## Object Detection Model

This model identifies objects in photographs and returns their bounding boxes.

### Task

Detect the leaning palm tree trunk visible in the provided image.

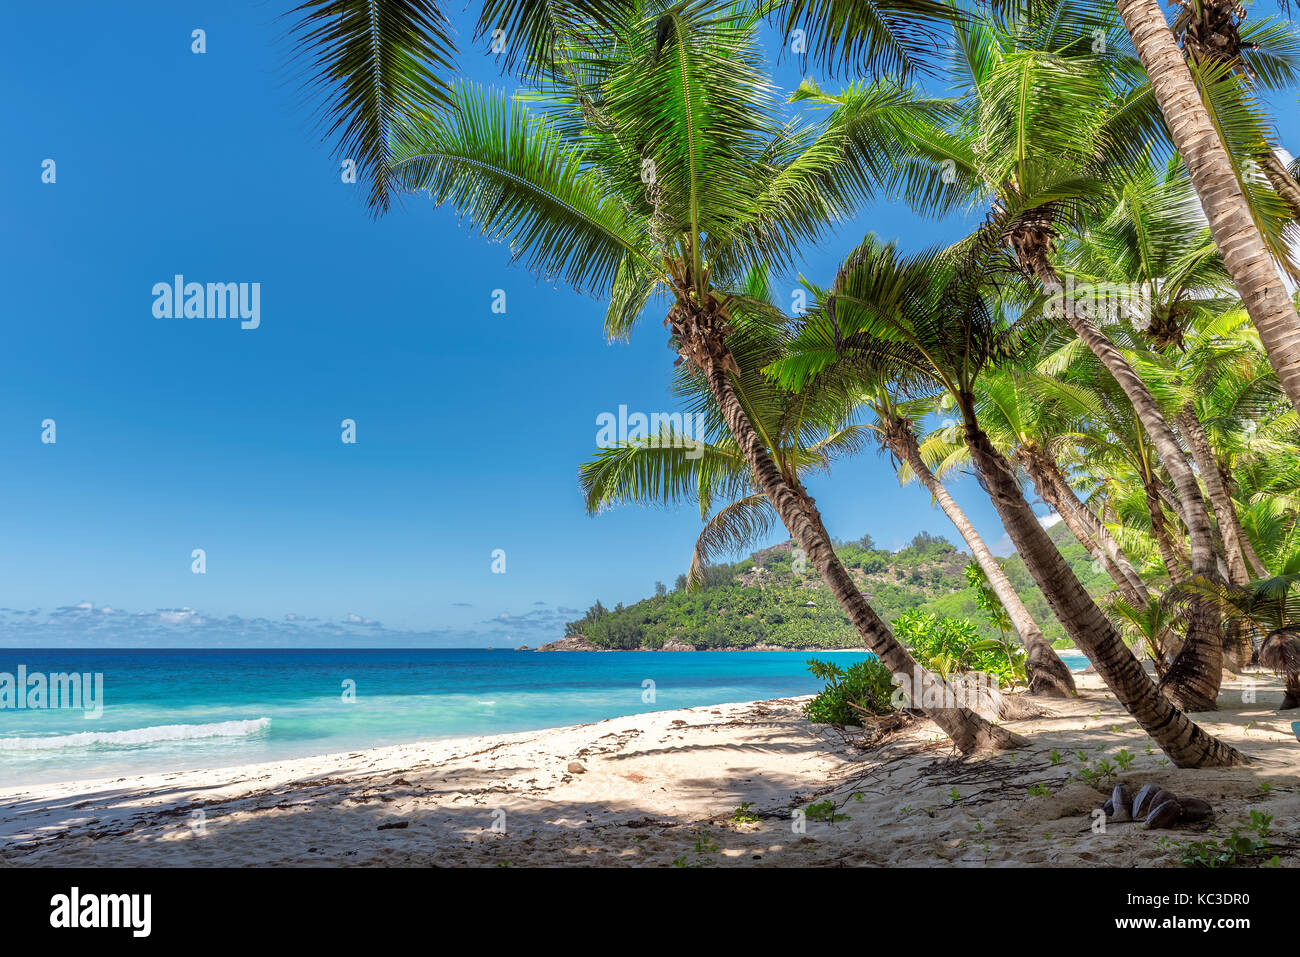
[697,357,1024,753]
[1176,405,1253,586]
[1016,246,1224,709]
[1115,0,1300,419]
[887,423,1075,697]
[1022,449,1147,607]
[1144,476,1191,579]
[1045,467,1151,603]
[956,400,1244,766]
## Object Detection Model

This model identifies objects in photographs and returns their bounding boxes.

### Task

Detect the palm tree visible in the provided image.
[796,4,1230,708]
[1111,591,1180,673]
[953,365,1155,608]
[1054,155,1270,587]
[1182,551,1300,709]
[833,371,1076,695]
[579,332,1078,700]
[1114,0,1300,417]
[769,231,1244,766]
[385,2,1022,753]
[580,269,870,587]
[1168,0,1300,224]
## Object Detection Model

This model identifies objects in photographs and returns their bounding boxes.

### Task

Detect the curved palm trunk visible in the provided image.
[1177,405,1250,586]
[955,393,1244,766]
[695,346,1024,753]
[1050,467,1150,603]
[1039,460,1200,668]
[887,424,1075,697]
[1020,448,1146,607]
[1223,466,1270,579]
[1116,0,1300,419]
[1021,249,1224,709]
[1144,481,1186,580]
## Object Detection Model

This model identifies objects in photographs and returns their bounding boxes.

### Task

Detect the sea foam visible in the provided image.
[0,717,271,752]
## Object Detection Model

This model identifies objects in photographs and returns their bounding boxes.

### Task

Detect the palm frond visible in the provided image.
[285,0,457,214]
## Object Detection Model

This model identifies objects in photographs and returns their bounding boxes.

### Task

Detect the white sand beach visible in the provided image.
[1,673,1295,867]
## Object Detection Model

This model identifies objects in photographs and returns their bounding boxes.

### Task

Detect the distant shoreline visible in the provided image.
[534,636,1079,654]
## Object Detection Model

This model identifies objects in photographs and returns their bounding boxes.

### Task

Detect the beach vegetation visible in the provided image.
[803,656,896,726]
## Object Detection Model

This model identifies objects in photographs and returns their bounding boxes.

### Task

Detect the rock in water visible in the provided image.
[1110,784,1133,823]
[1132,783,1162,819]
[1145,799,1183,830]
[1178,797,1213,822]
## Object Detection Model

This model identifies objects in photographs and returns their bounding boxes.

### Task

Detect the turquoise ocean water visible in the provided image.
[0,649,1090,786]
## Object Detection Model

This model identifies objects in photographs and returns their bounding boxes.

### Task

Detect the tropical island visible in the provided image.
[551,527,1107,651]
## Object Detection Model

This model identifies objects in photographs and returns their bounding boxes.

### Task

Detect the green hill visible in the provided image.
[559,525,1111,651]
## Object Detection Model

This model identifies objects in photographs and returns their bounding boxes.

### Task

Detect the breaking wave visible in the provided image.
[0,718,272,752]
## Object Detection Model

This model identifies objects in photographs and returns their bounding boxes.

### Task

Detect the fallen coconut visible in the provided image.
[1145,798,1183,830]
[1109,784,1133,823]
[1132,783,1163,819]
[1178,797,1213,822]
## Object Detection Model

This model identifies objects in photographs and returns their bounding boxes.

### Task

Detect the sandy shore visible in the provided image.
[0,673,1295,867]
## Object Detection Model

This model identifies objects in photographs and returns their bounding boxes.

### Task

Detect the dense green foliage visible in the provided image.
[891,608,1025,688]
[802,657,897,726]
[564,526,1109,650]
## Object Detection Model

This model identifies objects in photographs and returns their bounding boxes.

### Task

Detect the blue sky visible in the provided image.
[2,1,1297,647]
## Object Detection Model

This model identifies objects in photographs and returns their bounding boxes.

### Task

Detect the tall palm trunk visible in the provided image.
[1020,448,1147,607]
[1144,474,1189,580]
[688,332,1023,753]
[1048,465,1150,603]
[885,421,1075,697]
[1038,459,1199,667]
[1177,405,1251,585]
[954,393,1245,766]
[1017,246,1224,709]
[1175,408,1262,670]
[1115,0,1300,419]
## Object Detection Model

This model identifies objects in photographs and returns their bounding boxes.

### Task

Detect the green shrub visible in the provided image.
[803,657,897,726]
[892,608,1024,687]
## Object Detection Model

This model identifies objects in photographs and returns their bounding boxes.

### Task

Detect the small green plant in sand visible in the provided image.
[805,800,849,823]
[1028,783,1051,797]
[730,802,761,825]
[1114,748,1136,771]
[1049,749,1062,765]
[1078,758,1117,790]
[1180,811,1277,868]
